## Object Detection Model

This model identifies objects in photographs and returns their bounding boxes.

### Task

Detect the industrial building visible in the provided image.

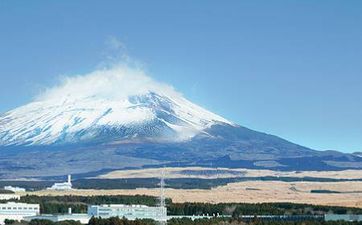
[0,202,40,225]
[47,175,72,191]
[88,204,167,222]
[24,204,167,223]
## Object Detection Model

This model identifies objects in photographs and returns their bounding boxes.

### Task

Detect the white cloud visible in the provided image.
[106,36,125,50]
[35,38,180,105]
[35,63,180,104]
[100,36,135,68]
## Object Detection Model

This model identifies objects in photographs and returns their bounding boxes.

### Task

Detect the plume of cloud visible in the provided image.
[34,37,182,103]
[35,64,180,104]
[99,36,143,69]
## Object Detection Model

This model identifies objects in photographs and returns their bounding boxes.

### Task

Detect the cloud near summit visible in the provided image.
[35,64,180,103]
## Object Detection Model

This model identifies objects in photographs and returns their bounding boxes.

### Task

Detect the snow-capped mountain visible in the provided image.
[0,66,231,146]
[1,65,361,178]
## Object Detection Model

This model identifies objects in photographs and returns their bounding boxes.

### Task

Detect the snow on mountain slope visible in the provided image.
[0,66,232,146]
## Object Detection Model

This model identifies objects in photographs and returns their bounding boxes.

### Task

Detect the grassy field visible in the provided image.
[98,167,362,180]
[21,180,362,208]
[1,167,359,209]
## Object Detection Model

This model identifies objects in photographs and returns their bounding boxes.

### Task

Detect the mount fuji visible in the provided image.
[0,66,361,178]
[0,87,230,146]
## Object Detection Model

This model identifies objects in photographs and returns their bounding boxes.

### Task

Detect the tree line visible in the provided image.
[4,217,362,225]
[16,195,362,217]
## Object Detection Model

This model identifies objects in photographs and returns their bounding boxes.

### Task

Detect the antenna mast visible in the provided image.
[159,168,167,225]
[160,168,166,208]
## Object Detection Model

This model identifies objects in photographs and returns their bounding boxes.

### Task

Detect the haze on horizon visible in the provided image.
[0,1,361,153]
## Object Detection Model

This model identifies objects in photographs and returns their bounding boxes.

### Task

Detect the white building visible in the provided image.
[0,202,40,224]
[4,186,26,193]
[88,204,167,222]
[25,204,167,224]
[0,194,20,201]
[47,175,72,191]
[325,214,362,222]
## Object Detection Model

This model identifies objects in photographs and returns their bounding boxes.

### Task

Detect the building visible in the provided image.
[26,204,167,224]
[4,186,26,193]
[88,204,167,222]
[25,208,89,224]
[0,202,40,225]
[325,214,362,222]
[47,175,72,191]
[0,194,20,201]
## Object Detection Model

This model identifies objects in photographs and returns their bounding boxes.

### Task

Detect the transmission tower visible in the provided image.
[160,168,166,208]
[159,168,167,225]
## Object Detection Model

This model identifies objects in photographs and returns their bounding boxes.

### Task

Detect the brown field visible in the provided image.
[16,167,362,208]
[22,181,362,209]
[98,167,362,180]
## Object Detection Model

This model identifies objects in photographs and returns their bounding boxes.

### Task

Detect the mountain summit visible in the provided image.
[0,66,361,178]
[0,66,231,146]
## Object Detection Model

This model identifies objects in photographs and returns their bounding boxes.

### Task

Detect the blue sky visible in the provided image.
[0,1,361,152]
